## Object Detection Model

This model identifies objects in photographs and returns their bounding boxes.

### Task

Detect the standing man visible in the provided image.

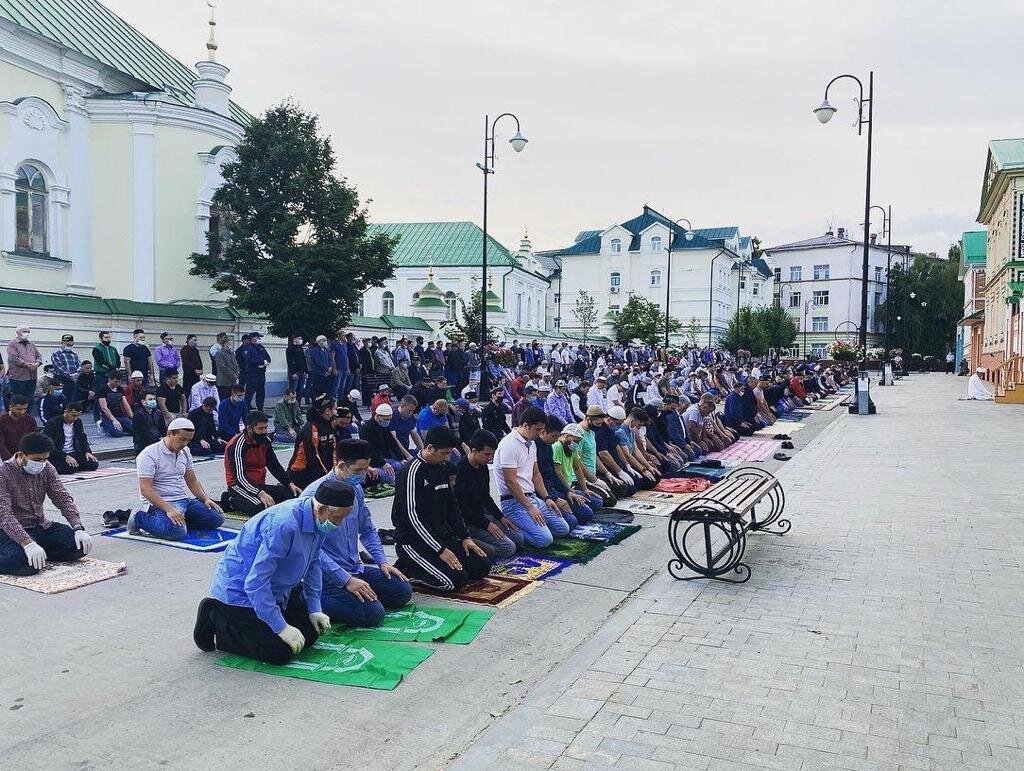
[0,432,92,575]
[214,337,240,401]
[50,334,81,404]
[307,335,333,401]
[43,402,99,475]
[154,332,181,384]
[286,335,309,404]
[331,331,350,402]
[193,479,355,663]
[6,325,43,402]
[243,332,271,411]
[181,334,204,395]
[91,330,121,425]
[123,329,155,386]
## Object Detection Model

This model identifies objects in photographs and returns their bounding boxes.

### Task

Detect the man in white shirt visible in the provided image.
[189,373,219,412]
[587,376,608,413]
[966,368,994,400]
[606,379,625,411]
[493,407,569,548]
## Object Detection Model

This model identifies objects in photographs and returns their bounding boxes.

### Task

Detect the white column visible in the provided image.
[0,171,15,253]
[64,86,95,290]
[132,120,156,302]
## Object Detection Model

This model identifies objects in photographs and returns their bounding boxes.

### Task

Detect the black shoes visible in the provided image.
[193,598,216,652]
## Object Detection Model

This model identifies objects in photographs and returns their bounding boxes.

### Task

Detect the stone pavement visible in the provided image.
[453,374,1024,770]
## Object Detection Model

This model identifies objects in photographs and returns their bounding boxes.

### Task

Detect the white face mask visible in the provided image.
[19,332,30,340]
[22,458,46,475]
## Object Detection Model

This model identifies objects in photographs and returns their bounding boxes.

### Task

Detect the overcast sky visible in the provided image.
[107,0,1023,257]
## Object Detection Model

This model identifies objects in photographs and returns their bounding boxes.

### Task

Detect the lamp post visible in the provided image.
[707,248,727,347]
[813,70,874,355]
[779,281,795,357]
[664,217,695,348]
[476,112,527,393]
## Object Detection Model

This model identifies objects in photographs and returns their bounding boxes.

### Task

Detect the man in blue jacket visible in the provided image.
[723,381,756,436]
[193,479,355,664]
[217,385,247,442]
[308,335,333,400]
[243,332,272,411]
[330,331,349,403]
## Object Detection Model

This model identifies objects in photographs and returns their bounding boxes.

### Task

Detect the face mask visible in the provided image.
[285,398,296,404]
[378,419,391,428]
[144,399,157,408]
[188,340,198,348]
[231,396,243,403]
[53,389,63,397]
[316,518,338,534]
[294,339,303,346]
[137,338,146,344]
[19,333,30,340]
[319,341,329,349]
[22,458,46,475]
[344,471,367,486]
[63,344,74,350]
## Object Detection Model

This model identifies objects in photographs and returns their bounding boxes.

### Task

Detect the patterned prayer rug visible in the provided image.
[654,477,715,494]
[568,522,643,543]
[102,526,239,552]
[59,467,138,484]
[704,439,782,463]
[332,605,494,644]
[753,420,806,437]
[413,574,541,608]
[633,490,699,505]
[518,538,607,564]
[0,557,127,594]
[601,498,678,517]
[364,484,396,499]
[490,555,573,581]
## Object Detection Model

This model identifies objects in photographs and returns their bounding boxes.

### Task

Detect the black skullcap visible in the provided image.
[337,438,371,461]
[314,479,355,508]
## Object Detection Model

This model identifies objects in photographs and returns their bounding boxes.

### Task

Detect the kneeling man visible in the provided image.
[193,480,355,664]
[301,438,412,627]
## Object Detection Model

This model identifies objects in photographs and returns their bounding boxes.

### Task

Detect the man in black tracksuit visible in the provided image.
[391,427,491,591]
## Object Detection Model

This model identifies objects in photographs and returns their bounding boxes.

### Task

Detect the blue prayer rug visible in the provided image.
[102,526,239,552]
[679,465,731,481]
[490,555,573,581]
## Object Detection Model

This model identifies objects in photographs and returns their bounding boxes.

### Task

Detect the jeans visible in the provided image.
[100,415,133,438]
[0,522,83,575]
[135,498,224,541]
[245,372,266,411]
[499,493,570,548]
[467,521,523,560]
[272,428,296,445]
[320,565,413,627]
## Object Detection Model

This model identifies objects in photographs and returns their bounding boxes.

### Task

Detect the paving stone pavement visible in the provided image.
[454,375,1024,770]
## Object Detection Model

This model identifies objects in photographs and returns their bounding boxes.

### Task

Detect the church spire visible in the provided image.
[206,1,218,62]
[193,0,232,118]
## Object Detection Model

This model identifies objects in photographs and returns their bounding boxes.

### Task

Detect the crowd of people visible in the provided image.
[0,327,854,666]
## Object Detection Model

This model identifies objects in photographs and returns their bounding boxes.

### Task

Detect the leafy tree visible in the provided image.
[572,290,598,345]
[878,246,962,357]
[686,317,703,346]
[754,304,798,350]
[440,290,498,345]
[190,102,396,340]
[719,307,769,355]
[612,295,681,347]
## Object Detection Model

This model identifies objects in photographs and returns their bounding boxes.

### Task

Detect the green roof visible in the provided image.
[0,0,250,124]
[0,287,240,320]
[106,298,235,321]
[382,315,433,332]
[411,296,447,309]
[0,288,109,315]
[348,315,390,330]
[989,139,1024,171]
[371,222,520,269]
[961,231,987,265]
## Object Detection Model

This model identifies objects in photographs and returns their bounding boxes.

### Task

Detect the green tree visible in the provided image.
[440,290,498,345]
[612,295,681,347]
[754,304,799,350]
[719,307,769,355]
[686,317,703,346]
[572,290,598,345]
[878,246,962,357]
[190,102,396,340]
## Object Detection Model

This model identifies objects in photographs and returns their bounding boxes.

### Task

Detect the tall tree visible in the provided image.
[719,307,769,355]
[754,305,799,350]
[572,290,598,345]
[612,295,681,347]
[440,290,498,345]
[878,247,962,357]
[190,102,396,340]
[686,317,703,346]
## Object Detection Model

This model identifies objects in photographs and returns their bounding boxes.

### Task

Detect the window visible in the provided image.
[739,278,746,290]
[650,269,662,287]
[553,292,560,304]
[790,266,802,281]
[774,267,782,283]
[610,238,622,254]
[813,264,830,280]
[810,343,828,358]
[15,164,47,253]
[610,271,621,288]
[382,291,395,316]
[516,293,523,325]
[553,317,560,329]
[789,291,801,308]
[527,298,534,327]
[874,266,883,283]
[812,290,829,306]
[773,292,781,307]
[752,282,760,297]
[812,316,829,332]
[651,235,662,252]
[609,304,620,314]
[444,291,457,320]
[356,297,365,316]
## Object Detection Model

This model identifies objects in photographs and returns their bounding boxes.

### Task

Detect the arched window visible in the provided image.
[651,235,662,252]
[444,291,457,320]
[650,269,662,287]
[382,291,395,316]
[610,238,621,254]
[610,271,621,288]
[208,202,230,257]
[15,164,47,254]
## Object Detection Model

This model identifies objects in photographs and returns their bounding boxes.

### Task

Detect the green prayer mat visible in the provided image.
[217,636,433,690]
[605,524,642,545]
[519,537,607,564]
[364,484,396,499]
[329,604,493,644]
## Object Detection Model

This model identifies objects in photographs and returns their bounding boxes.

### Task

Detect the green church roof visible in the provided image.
[0,0,250,124]
[371,222,520,269]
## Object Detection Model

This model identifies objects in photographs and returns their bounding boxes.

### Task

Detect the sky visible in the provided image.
[106,0,1024,257]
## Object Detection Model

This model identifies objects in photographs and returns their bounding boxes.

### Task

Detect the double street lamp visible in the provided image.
[868,204,894,356]
[814,70,875,354]
[663,218,695,348]
[477,113,527,391]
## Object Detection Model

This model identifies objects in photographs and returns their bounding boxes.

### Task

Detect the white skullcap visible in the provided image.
[374,403,393,416]
[348,389,361,401]
[607,405,627,420]
[167,418,195,432]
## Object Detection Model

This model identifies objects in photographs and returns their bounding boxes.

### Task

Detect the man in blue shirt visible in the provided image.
[723,381,756,436]
[330,331,349,403]
[242,332,272,411]
[300,438,412,627]
[217,385,247,442]
[194,479,355,665]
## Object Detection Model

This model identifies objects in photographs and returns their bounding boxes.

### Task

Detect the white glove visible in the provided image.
[22,541,46,570]
[309,612,332,634]
[277,624,305,654]
[74,529,93,555]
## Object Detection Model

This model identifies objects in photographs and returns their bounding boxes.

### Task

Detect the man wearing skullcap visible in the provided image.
[194,479,356,664]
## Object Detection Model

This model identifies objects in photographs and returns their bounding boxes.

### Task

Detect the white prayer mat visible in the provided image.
[610,498,678,517]
[60,467,138,484]
[0,557,127,594]
[754,420,806,437]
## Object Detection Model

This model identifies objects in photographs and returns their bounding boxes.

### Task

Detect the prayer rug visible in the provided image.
[0,557,127,594]
[59,467,138,484]
[654,477,714,494]
[633,490,699,505]
[221,511,251,524]
[678,465,731,481]
[704,439,782,463]
[604,498,678,517]
[364,484,396,499]
[414,574,541,608]
[569,522,643,543]
[753,420,806,437]
[490,555,573,581]
[102,526,239,552]
[590,509,635,524]
[217,636,433,690]
[519,538,607,564]
[785,411,813,420]
[331,604,493,644]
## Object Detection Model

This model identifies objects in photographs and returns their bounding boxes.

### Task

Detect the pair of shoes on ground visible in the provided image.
[102,509,132,528]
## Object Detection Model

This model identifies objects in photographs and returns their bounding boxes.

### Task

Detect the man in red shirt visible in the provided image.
[0,395,38,461]
[788,369,814,404]
[369,384,392,414]
[221,412,302,516]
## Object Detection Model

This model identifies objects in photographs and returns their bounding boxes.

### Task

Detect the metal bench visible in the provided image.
[667,467,789,584]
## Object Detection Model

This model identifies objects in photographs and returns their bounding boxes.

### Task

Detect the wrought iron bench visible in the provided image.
[667,467,789,584]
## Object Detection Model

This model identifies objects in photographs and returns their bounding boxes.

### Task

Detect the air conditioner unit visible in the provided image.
[610,286,620,294]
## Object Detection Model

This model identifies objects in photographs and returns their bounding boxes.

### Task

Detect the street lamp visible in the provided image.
[778,281,796,357]
[476,112,527,393]
[707,248,727,347]
[664,217,695,348]
[813,71,875,355]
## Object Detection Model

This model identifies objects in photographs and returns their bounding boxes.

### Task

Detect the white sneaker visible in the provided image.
[126,509,141,535]
[95,420,102,428]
